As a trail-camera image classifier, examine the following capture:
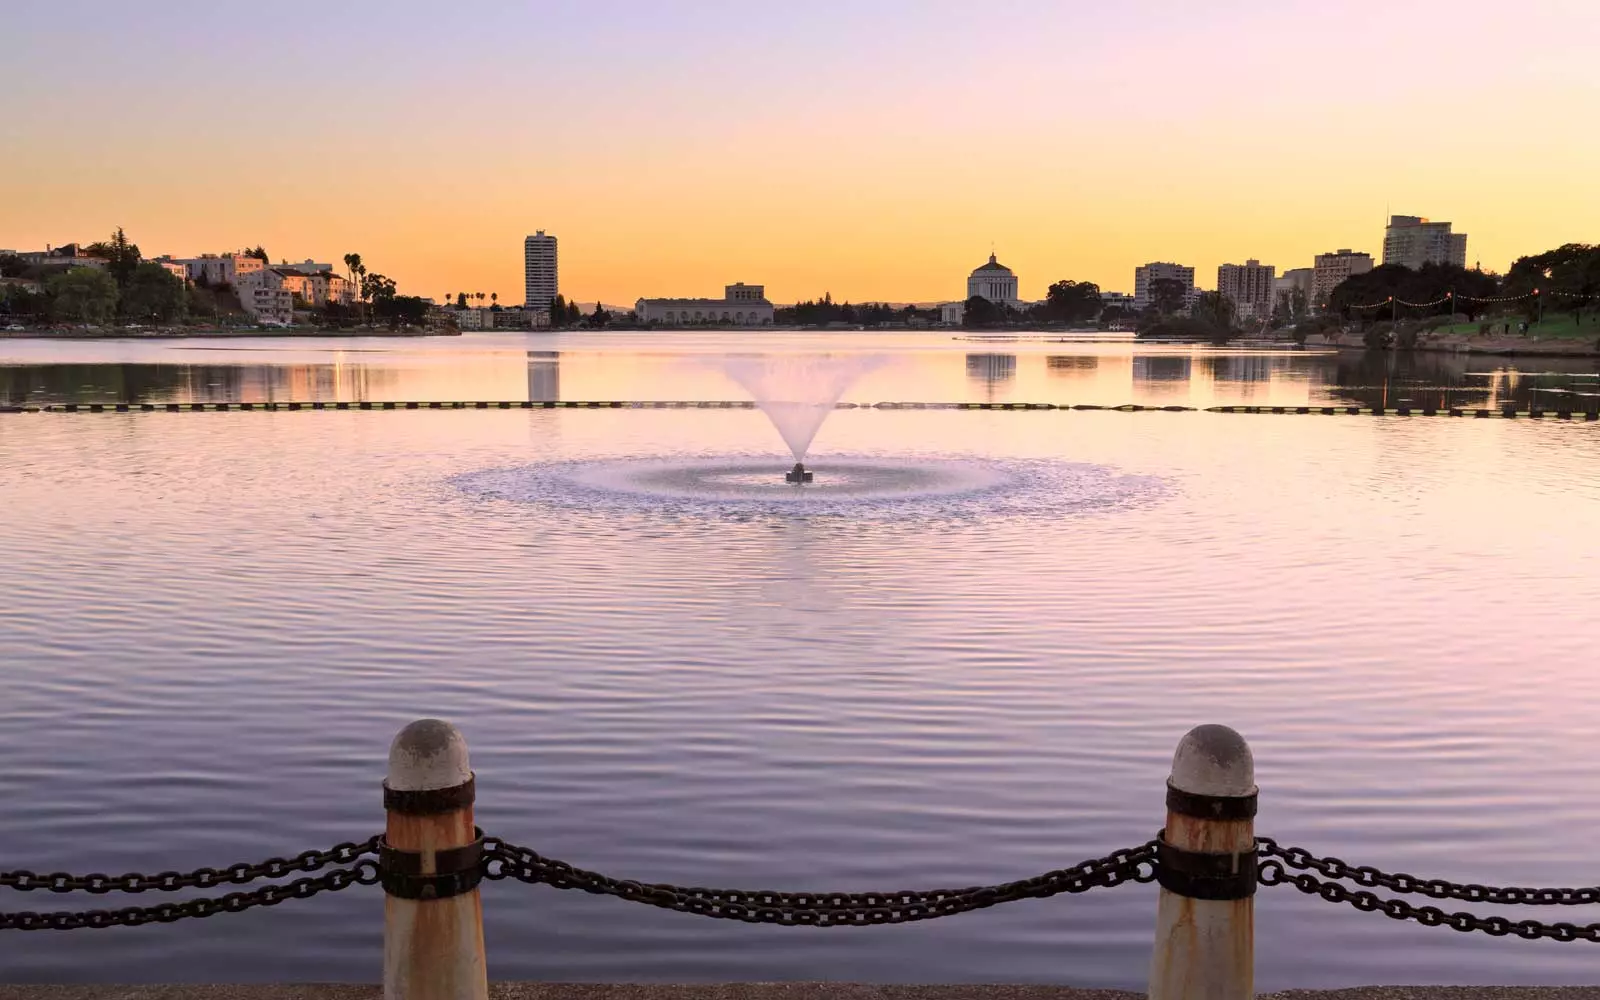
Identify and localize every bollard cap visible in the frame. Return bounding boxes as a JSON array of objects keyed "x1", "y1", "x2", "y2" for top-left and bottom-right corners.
[
  {"x1": 1169, "y1": 724, "x2": 1256, "y2": 798},
  {"x1": 388, "y1": 719, "x2": 472, "y2": 792}
]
